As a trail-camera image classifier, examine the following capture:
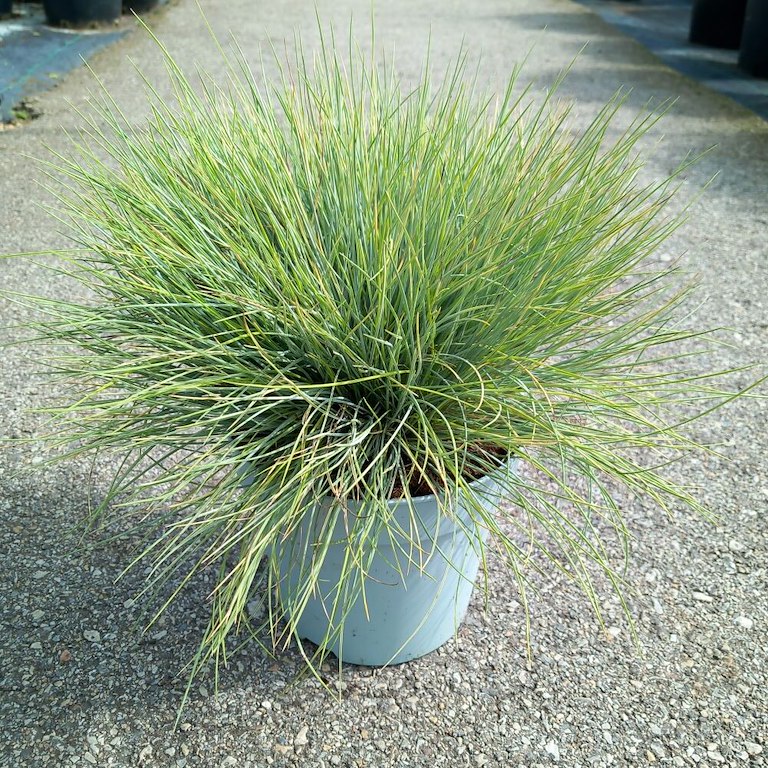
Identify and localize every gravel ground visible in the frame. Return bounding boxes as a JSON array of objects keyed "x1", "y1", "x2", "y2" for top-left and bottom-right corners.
[{"x1": 1, "y1": 0, "x2": 766, "y2": 766}]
